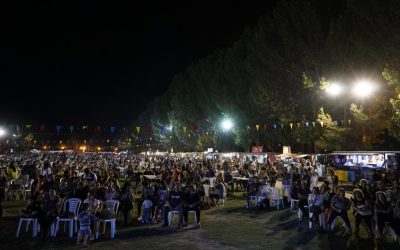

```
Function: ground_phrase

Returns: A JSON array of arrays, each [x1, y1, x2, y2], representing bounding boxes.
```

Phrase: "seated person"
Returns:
[[210, 179, 225, 206], [327, 188, 352, 234], [298, 180, 311, 219], [20, 196, 40, 218], [351, 189, 373, 236], [308, 187, 323, 224], [375, 191, 393, 240], [183, 185, 201, 226], [163, 184, 184, 227]]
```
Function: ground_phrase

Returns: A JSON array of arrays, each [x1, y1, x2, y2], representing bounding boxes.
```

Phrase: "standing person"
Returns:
[[119, 183, 134, 226], [310, 170, 319, 191], [326, 168, 338, 189], [76, 203, 97, 247], [327, 188, 352, 234], [281, 167, 292, 202], [0, 169, 9, 218]]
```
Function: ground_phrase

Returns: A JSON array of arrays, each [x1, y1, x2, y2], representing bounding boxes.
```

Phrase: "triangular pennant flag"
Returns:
[[110, 126, 116, 133], [289, 123, 293, 129], [305, 122, 309, 127], [183, 126, 187, 133], [256, 124, 260, 131], [160, 126, 164, 133], [25, 124, 32, 129], [16, 125, 20, 132], [82, 125, 88, 130], [348, 119, 351, 125], [69, 126, 74, 133], [206, 131, 209, 136], [188, 133, 191, 138], [136, 126, 141, 134], [40, 124, 46, 132], [147, 127, 152, 134], [296, 123, 300, 129], [273, 124, 277, 129], [264, 124, 267, 130], [56, 125, 61, 134], [320, 121, 324, 127], [312, 122, 316, 128]]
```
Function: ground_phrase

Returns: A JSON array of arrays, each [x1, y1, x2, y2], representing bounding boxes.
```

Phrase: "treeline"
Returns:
[[135, 0, 400, 153]]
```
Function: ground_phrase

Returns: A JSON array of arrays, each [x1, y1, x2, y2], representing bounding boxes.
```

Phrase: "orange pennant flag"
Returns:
[[296, 123, 300, 129]]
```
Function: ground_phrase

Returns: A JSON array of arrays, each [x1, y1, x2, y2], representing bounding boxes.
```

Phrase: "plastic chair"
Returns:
[[54, 198, 81, 238], [270, 188, 284, 210], [290, 199, 299, 212], [96, 200, 119, 239], [248, 196, 258, 208], [16, 217, 39, 237], [220, 192, 227, 207], [203, 184, 210, 206], [168, 210, 181, 226]]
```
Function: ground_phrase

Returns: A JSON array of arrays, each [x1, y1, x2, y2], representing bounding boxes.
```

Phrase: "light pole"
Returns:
[[0, 127, 7, 153]]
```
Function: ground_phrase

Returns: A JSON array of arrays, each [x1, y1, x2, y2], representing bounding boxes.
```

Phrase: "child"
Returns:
[[77, 203, 97, 247], [141, 196, 153, 224]]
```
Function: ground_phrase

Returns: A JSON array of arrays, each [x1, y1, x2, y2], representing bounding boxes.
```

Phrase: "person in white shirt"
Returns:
[[308, 187, 324, 225]]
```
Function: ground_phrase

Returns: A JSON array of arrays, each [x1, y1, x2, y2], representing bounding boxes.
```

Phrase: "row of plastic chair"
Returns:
[[16, 198, 119, 239]]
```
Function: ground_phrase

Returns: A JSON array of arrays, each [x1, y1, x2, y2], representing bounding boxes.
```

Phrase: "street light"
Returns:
[[221, 119, 234, 131], [326, 83, 342, 96], [353, 80, 376, 98], [0, 128, 7, 137]]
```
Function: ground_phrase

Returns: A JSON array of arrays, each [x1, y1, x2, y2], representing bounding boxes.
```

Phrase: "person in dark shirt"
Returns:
[[298, 180, 311, 219], [0, 169, 9, 218], [183, 185, 201, 226], [163, 184, 184, 227]]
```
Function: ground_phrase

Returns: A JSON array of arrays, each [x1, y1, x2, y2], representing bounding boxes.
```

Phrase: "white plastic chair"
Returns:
[[96, 200, 119, 239], [290, 199, 299, 212], [203, 184, 210, 206], [220, 192, 227, 207], [270, 188, 284, 210], [16, 217, 39, 237], [54, 198, 81, 238], [248, 196, 258, 208], [168, 210, 181, 226]]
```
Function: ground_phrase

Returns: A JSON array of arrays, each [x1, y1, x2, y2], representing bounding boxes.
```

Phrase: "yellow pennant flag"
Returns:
[[183, 126, 187, 133], [348, 119, 351, 125], [320, 121, 324, 127], [136, 126, 141, 134], [289, 123, 293, 129], [255, 124, 260, 131]]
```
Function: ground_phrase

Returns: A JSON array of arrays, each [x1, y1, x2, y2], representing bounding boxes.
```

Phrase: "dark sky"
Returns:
[[0, 1, 276, 126]]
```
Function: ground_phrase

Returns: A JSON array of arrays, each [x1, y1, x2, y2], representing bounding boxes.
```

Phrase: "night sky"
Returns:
[[0, 1, 276, 126]]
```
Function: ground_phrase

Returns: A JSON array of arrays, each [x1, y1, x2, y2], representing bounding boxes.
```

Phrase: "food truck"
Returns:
[[328, 151, 400, 182]]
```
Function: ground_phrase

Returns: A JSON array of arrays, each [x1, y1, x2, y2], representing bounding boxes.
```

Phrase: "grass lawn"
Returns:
[[1, 193, 400, 250]]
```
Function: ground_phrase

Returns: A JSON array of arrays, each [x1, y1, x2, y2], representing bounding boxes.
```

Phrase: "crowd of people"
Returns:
[[0, 151, 400, 245]]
